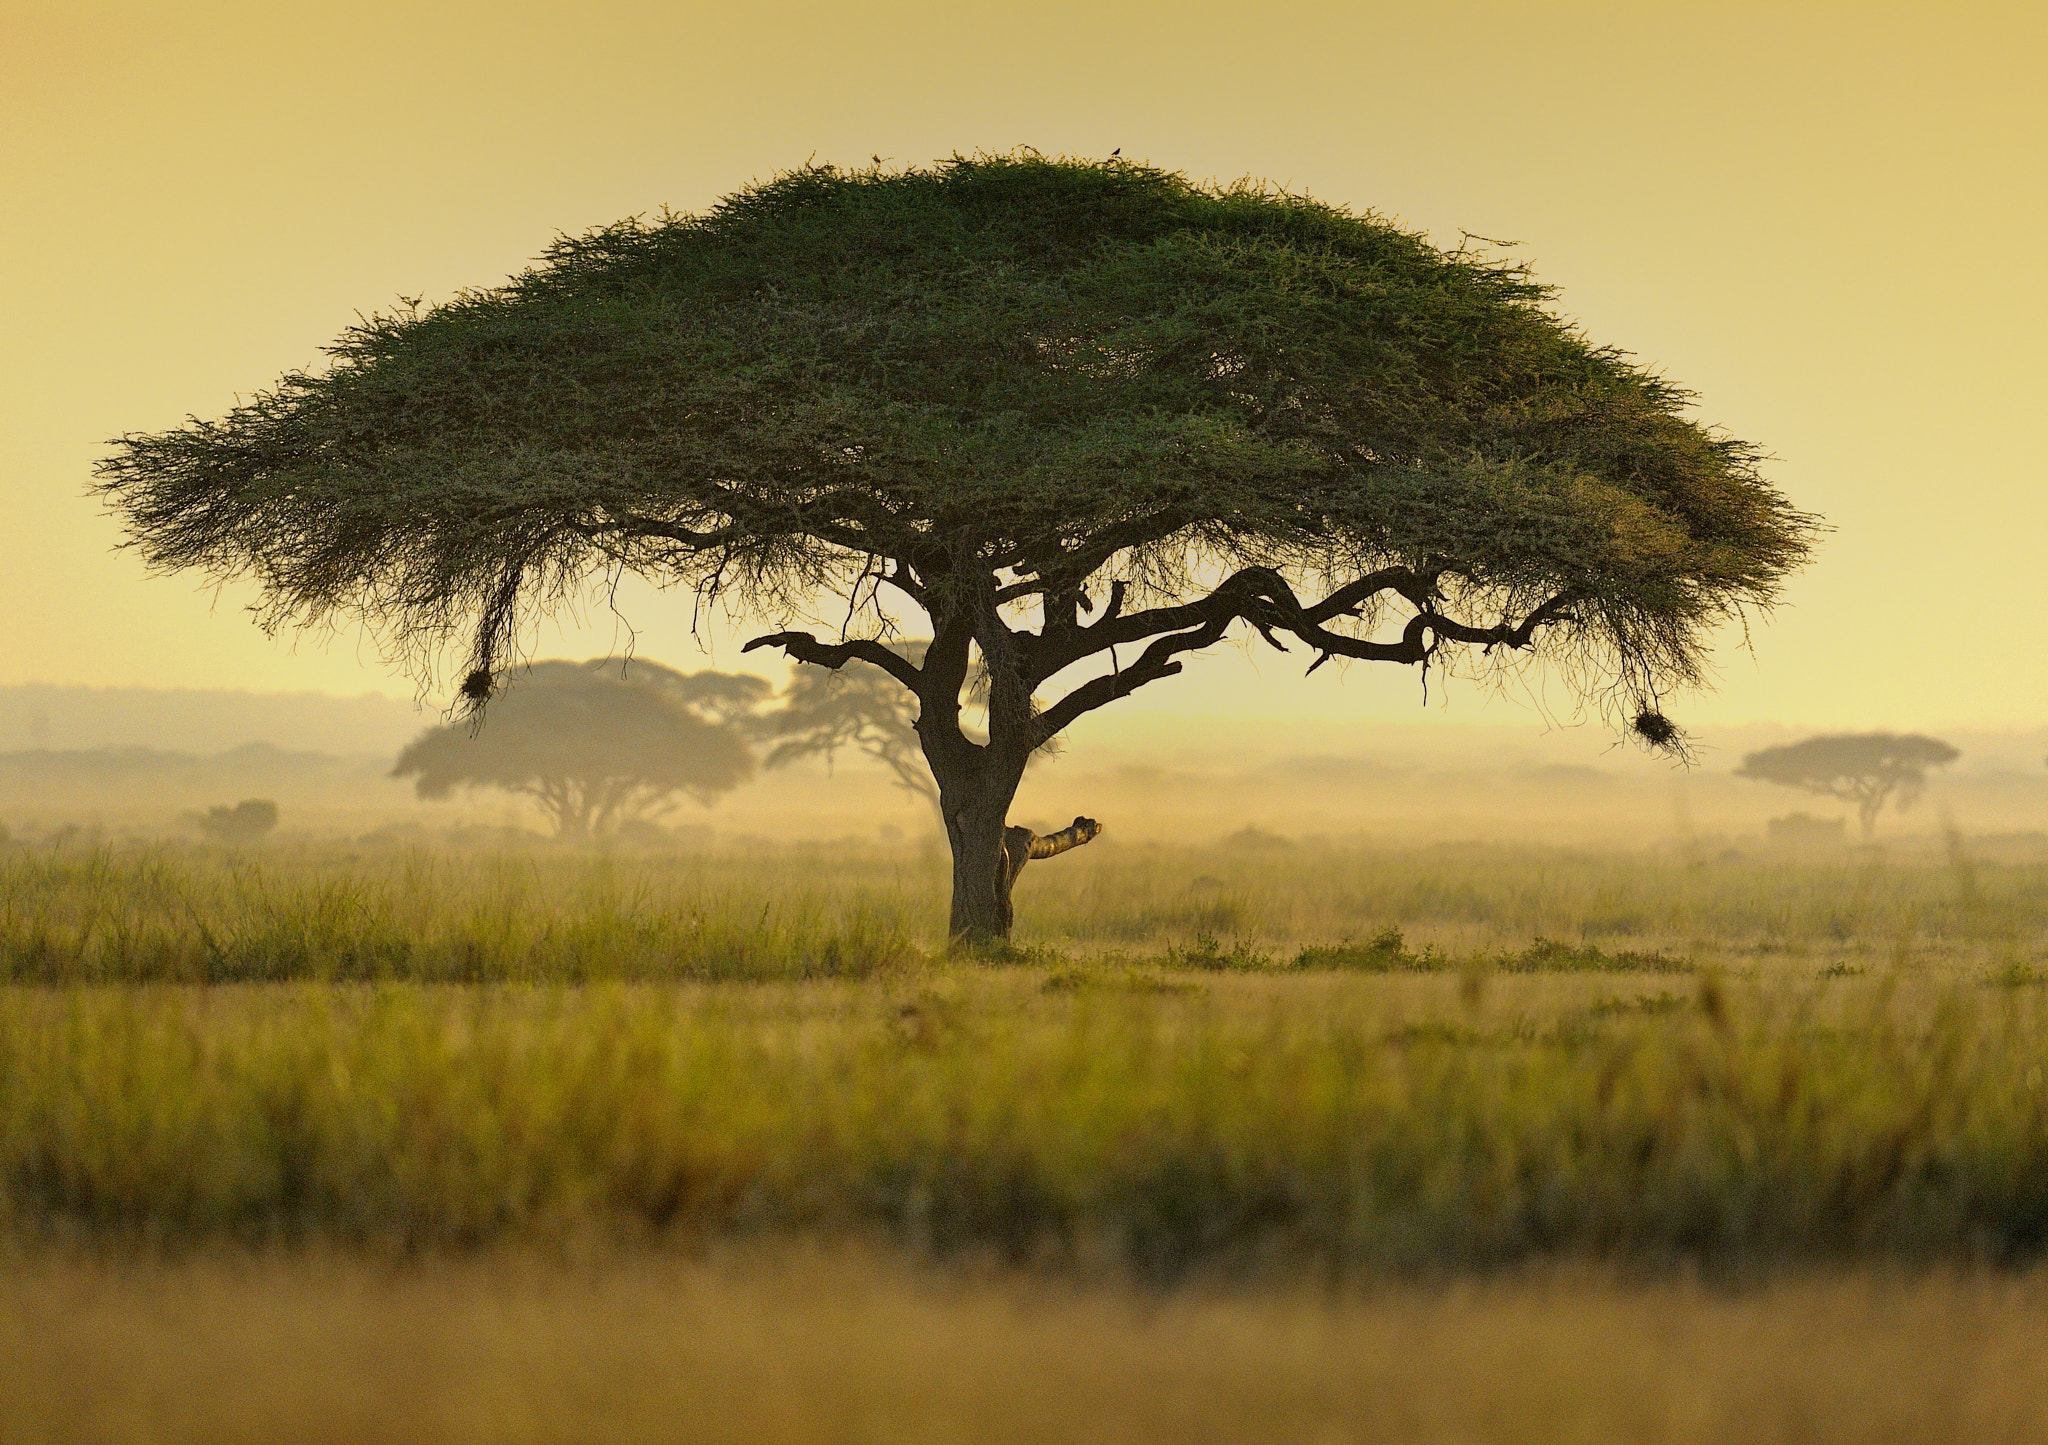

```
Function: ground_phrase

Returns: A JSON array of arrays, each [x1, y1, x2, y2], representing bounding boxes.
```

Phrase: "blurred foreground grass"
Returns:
[[6, 1249, 2045, 1445]]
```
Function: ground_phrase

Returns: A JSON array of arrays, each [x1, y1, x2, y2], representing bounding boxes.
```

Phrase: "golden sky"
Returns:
[[3, 0, 2043, 733]]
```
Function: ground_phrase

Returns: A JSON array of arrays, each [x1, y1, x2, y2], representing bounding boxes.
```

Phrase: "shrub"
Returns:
[[196, 799, 278, 845]]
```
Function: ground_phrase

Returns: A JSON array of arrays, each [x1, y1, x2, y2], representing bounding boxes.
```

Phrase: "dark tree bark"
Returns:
[[919, 605, 1053, 943]]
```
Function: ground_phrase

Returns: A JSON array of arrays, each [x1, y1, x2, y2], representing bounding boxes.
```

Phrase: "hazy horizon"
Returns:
[[4, 677, 2042, 851], [6, 675, 2045, 765]]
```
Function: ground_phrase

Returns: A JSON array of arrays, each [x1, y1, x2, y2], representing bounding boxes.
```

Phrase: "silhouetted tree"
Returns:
[[392, 659, 761, 836], [1737, 733, 1958, 839], [97, 156, 1813, 939]]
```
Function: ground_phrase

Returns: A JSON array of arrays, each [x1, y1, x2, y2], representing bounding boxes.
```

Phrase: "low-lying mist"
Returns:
[[3, 684, 2044, 853]]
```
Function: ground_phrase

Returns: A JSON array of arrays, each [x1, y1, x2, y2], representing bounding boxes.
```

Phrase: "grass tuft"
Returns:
[[1494, 937, 1693, 974], [1293, 926, 1443, 972]]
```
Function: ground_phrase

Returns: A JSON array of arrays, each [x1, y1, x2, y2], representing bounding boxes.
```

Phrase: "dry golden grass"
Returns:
[[3, 1248, 2046, 1444]]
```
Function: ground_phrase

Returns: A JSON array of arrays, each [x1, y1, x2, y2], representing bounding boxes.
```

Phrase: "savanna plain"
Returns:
[[6, 832, 2048, 1443]]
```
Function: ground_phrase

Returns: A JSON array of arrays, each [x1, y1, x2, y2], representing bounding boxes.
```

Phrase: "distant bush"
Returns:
[[196, 799, 278, 845], [1219, 826, 1295, 852], [1768, 812, 1848, 846]]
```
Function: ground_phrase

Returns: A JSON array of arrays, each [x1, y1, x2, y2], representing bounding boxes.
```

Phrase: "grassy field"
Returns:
[[7, 831, 2045, 981], [3, 834, 2047, 1438]]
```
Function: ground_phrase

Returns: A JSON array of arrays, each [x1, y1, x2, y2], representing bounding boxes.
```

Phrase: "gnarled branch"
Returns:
[[1028, 568, 1578, 742]]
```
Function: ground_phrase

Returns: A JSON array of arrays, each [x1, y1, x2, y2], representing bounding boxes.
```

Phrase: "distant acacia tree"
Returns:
[[392, 659, 763, 837], [1736, 733, 1958, 838], [96, 156, 1813, 939]]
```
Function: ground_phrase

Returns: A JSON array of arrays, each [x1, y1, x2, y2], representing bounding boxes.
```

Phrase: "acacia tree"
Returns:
[[1737, 733, 1958, 839], [392, 658, 761, 836], [96, 155, 1812, 940]]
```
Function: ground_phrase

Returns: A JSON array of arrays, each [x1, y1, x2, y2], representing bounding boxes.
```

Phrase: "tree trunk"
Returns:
[[941, 779, 1019, 942], [918, 590, 1100, 942], [934, 769, 1105, 943]]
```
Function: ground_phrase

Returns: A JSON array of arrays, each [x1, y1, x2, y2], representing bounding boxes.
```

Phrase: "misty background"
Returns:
[[4, 679, 2043, 851]]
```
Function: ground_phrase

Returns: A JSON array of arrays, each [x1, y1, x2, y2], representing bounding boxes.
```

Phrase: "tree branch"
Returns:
[[1025, 816, 1102, 859], [1028, 565, 1578, 685], [1414, 591, 1581, 650], [1031, 616, 1234, 743], [742, 632, 923, 691], [1027, 569, 1580, 740]]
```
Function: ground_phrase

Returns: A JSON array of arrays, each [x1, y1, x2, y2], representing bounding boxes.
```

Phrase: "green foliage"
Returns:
[[1156, 932, 1274, 971], [1586, 991, 1694, 1018], [392, 658, 763, 836], [1238, 929, 1687, 975], [98, 154, 1810, 731], [1493, 937, 1693, 974]]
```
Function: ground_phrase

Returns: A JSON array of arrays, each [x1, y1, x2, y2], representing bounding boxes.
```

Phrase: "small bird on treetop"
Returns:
[[1109, 148, 1121, 157]]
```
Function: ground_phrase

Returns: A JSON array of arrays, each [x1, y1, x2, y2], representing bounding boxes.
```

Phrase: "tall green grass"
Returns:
[[5, 977, 2048, 1274]]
